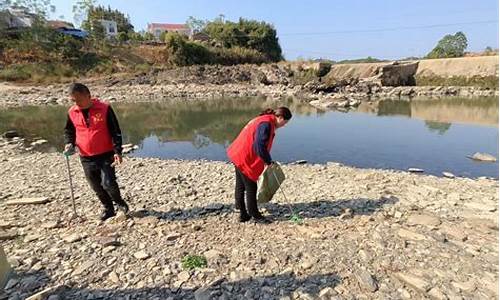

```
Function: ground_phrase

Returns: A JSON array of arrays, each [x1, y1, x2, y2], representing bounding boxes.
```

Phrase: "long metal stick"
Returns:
[[271, 169, 294, 215], [65, 155, 78, 217]]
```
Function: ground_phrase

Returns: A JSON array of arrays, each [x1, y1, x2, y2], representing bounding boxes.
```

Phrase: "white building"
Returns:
[[100, 20, 118, 37]]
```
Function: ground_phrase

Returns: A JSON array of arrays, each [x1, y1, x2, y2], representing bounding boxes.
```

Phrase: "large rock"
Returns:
[[468, 152, 497, 162]]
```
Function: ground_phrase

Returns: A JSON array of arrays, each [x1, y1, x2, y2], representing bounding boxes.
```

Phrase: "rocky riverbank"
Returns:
[[0, 62, 498, 108], [0, 136, 498, 299]]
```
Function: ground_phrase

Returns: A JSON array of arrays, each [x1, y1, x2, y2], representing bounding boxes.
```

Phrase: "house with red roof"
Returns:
[[147, 23, 191, 39]]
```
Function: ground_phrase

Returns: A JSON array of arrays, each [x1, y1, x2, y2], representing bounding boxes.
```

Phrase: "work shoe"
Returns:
[[239, 213, 251, 223], [252, 215, 272, 224], [116, 202, 129, 214], [100, 209, 116, 221]]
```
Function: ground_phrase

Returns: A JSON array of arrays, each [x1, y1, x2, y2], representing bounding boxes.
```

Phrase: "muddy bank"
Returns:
[[0, 137, 498, 299], [0, 59, 498, 108]]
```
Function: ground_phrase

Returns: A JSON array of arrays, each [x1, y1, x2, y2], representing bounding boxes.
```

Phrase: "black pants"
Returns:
[[234, 166, 261, 218], [81, 152, 126, 212]]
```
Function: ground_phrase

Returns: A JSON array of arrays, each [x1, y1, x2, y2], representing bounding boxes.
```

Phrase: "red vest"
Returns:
[[227, 114, 276, 182], [68, 98, 114, 157]]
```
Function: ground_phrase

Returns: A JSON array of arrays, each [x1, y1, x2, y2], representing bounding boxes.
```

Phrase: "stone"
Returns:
[[355, 270, 378, 292], [98, 236, 121, 247], [442, 172, 455, 178], [319, 287, 337, 297], [72, 261, 94, 276], [62, 233, 86, 243], [407, 214, 441, 227], [109, 271, 120, 283], [30, 139, 48, 146], [468, 152, 497, 162], [3, 130, 19, 139], [5, 278, 19, 289], [0, 231, 18, 241], [134, 251, 150, 260], [41, 221, 59, 229], [178, 271, 191, 282], [205, 203, 224, 211], [166, 233, 181, 241], [204, 250, 222, 261], [393, 272, 430, 293], [5, 197, 50, 205], [397, 228, 428, 241], [194, 287, 211, 300], [427, 287, 446, 300]]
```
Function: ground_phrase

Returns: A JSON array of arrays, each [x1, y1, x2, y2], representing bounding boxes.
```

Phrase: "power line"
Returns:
[[280, 20, 499, 36]]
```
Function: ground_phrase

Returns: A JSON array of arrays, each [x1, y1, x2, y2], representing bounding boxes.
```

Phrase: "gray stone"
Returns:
[[468, 152, 497, 162], [393, 272, 430, 293], [355, 270, 378, 292], [442, 172, 455, 179], [194, 287, 211, 300], [134, 251, 150, 260]]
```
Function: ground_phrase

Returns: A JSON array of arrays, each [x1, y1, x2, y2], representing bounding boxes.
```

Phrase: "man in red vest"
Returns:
[[63, 83, 129, 221], [227, 107, 292, 223]]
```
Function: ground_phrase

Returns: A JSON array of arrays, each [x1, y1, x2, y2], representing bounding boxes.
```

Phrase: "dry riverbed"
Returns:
[[0, 136, 498, 300]]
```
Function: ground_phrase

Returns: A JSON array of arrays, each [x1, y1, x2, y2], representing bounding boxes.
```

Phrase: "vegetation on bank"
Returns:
[[0, 1, 282, 82]]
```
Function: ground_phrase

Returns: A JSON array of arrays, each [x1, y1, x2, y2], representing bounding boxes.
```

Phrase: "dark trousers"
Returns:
[[81, 152, 125, 212], [234, 166, 261, 218]]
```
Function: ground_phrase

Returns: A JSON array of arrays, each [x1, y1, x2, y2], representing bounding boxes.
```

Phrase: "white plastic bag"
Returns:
[[257, 163, 285, 203]]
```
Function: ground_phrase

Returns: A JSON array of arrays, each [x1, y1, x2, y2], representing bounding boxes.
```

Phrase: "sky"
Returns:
[[49, 0, 499, 61]]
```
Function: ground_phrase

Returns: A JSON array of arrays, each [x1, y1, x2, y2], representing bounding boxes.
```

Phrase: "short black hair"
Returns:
[[69, 83, 90, 95]]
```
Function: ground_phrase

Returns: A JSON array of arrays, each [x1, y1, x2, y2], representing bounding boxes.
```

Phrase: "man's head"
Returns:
[[69, 83, 92, 108]]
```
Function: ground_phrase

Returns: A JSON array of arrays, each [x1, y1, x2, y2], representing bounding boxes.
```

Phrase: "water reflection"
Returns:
[[367, 97, 498, 126], [0, 96, 497, 178]]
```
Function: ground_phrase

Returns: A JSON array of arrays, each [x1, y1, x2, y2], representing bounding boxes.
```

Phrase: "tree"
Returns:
[[186, 16, 206, 33], [81, 5, 134, 36], [159, 30, 168, 42], [427, 32, 468, 59], [117, 31, 128, 43], [203, 17, 282, 61], [72, 0, 96, 28], [1, 0, 55, 18], [143, 32, 155, 41]]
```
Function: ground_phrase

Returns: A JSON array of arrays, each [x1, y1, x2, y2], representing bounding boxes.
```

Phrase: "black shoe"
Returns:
[[239, 214, 251, 223], [116, 202, 129, 214], [100, 210, 116, 221], [252, 216, 272, 224]]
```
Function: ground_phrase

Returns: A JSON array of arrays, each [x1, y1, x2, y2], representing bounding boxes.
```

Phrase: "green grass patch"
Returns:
[[181, 255, 207, 270], [289, 213, 304, 225]]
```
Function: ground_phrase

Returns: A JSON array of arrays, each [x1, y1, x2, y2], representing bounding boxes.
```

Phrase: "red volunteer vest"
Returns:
[[227, 114, 276, 182], [68, 98, 114, 157]]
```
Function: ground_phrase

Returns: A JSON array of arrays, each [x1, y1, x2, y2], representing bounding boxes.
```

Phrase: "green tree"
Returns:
[[72, 0, 96, 28], [2, 0, 55, 18], [159, 30, 168, 42], [427, 32, 468, 59], [82, 5, 134, 35], [186, 16, 206, 33], [203, 17, 282, 61], [117, 31, 128, 43], [143, 32, 155, 41]]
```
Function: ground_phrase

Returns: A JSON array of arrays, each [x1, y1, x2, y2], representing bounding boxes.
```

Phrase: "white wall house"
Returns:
[[100, 20, 118, 37]]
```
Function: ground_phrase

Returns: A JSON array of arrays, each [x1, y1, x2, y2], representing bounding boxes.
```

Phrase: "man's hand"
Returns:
[[63, 143, 75, 156], [112, 154, 123, 167]]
